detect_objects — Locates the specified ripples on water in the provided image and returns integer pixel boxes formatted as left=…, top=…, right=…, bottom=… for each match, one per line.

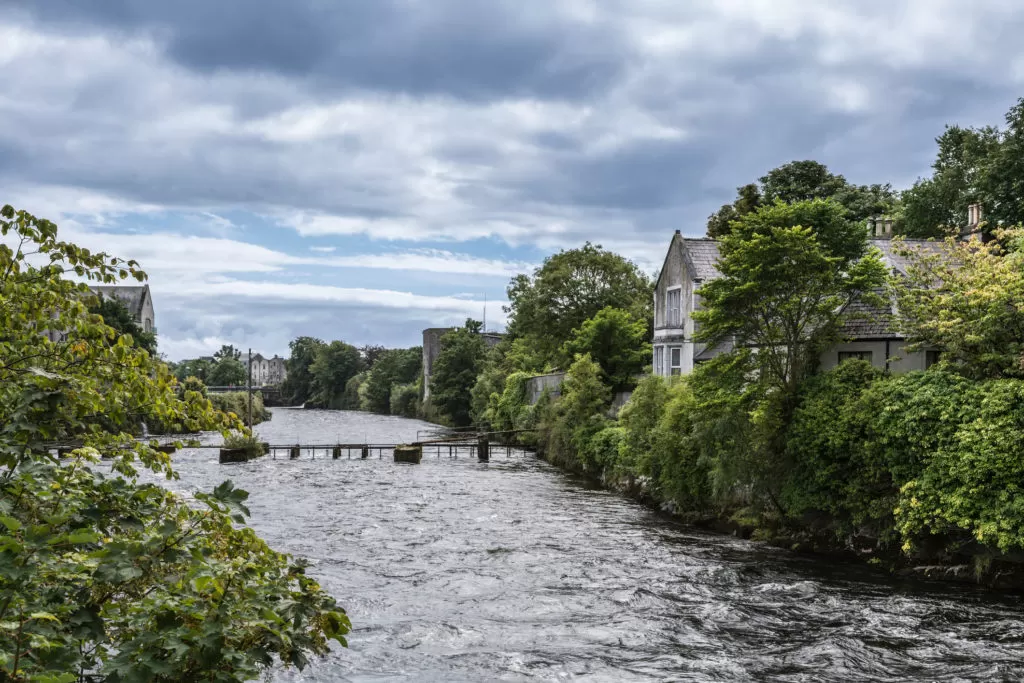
left=151, top=409, right=1024, bottom=682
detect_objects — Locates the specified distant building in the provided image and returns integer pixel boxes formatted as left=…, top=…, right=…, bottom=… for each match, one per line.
left=422, top=327, right=503, bottom=401
left=245, top=352, right=287, bottom=387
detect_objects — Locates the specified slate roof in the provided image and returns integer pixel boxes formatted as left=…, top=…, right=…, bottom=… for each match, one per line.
left=90, top=285, right=150, bottom=320
left=681, top=238, right=721, bottom=281
left=869, top=238, right=947, bottom=277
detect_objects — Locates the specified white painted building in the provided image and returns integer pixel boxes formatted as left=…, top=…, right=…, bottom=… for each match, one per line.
left=652, top=227, right=946, bottom=378
left=246, top=352, right=287, bottom=387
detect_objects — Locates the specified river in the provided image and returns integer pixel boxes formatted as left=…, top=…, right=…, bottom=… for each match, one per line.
left=159, top=408, right=1024, bottom=682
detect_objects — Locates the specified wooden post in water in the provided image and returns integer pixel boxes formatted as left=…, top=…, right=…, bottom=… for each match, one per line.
left=361, top=445, right=369, bottom=459
left=289, top=445, right=300, bottom=459
left=477, top=435, right=490, bottom=462
left=333, top=446, right=341, bottom=459
left=246, top=347, right=253, bottom=428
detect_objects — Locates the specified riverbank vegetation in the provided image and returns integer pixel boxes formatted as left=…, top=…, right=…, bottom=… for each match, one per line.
left=0, top=205, right=348, bottom=681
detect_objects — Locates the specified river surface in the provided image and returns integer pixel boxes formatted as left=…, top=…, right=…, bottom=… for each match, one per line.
left=158, top=409, right=1024, bottom=682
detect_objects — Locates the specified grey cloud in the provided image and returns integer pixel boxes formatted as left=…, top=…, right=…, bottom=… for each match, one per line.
left=5, top=0, right=627, bottom=101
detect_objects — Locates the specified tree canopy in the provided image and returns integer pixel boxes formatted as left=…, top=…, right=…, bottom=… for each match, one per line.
left=207, top=356, right=247, bottom=387
left=504, top=242, right=652, bottom=365
left=707, top=160, right=897, bottom=238
left=561, top=307, right=651, bottom=391
left=429, top=321, right=487, bottom=427
left=310, top=341, right=364, bottom=408
left=0, top=204, right=348, bottom=681
left=695, top=200, right=888, bottom=393
left=282, top=336, right=325, bottom=406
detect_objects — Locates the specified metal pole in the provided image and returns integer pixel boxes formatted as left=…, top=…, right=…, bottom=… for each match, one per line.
left=247, top=347, right=253, bottom=428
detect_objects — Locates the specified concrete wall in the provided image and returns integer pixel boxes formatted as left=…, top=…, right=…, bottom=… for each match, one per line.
left=422, top=328, right=505, bottom=401
left=526, top=372, right=566, bottom=405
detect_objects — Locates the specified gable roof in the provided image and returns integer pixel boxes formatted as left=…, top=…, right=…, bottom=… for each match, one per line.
left=91, top=284, right=151, bottom=320
left=681, top=238, right=721, bottom=281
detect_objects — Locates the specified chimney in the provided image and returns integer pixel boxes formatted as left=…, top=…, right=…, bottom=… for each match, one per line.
left=881, top=217, right=893, bottom=238
left=965, top=203, right=984, bottom=241
left=674, top=229, right=681, bottom=235
left=867, top=216, right=877, bottom=237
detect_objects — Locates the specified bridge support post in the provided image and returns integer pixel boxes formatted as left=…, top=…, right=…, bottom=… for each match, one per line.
left=361, top=445, right=369, bottom=459
left=289, top=445, right=300, bottom=460
left=394, top=444, right=422, bottom=464
left=477, top=435, right=489, bottom=462
left=333, top=446, right=341, bottom=459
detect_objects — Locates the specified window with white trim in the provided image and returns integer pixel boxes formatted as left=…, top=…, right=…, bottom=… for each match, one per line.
left=654, top=346, right=665, bottom=376
left=670, top=346, right=682, bottom=376
left=667, top=288, right=681, bottom=327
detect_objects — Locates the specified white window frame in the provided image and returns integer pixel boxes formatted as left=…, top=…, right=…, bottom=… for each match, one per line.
left=666, top=286, right=682, bottom=328
left=654, top=345, right=665, bottom=377
left=670, top=346, right=682, bottom=376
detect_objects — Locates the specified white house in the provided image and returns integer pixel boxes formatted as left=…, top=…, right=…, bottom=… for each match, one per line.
left=245, top=352, right=287, bottom=387
left=91, top=284, right=155, bottom=334
left=652, top=225, right=947, bottom=378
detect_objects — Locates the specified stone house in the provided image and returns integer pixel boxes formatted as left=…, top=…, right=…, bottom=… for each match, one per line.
left=245, top=352, right=287, bottom=387
left=46, top=284, right=156, bottom=343
left=652, top=222, right=947, bottom=378
left=91, top=284, right=156, bottom=334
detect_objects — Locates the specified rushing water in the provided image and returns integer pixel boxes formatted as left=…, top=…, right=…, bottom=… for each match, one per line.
left=157, top=408, right=1024, bottom=682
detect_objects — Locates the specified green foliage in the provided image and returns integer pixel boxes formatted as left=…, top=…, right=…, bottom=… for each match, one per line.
left=361, top=347, right=421, bottom=415
left=896, top=380, right=1024, bottom=553
left=561, top=307, right=650, bottom=391
left=179, top=375, right=208, bottom=398
left=309, top=340, right=364, bottom=409
left=616, top=374, right=669, bottom=475
left=389, top=382, right=420, bottom=419
left=173, top=358, right=213, bottom=383
left=281, top=337, right=326, bottom=406
left=504, top=243, right=652, bottom=365
left=341, top=372, right=367, bottom=411
left=541, top=354, right=611, bottom=471
left=429, top=322, right=487, bottom=427
left=708, top=161, right=898, bottom=237
left=0, top=204, right=347, bottom=681
left=213, top=344, right=243, bottom=361
left=89, top=294, right=158, bottom=356
left=893, top=232, right=1024, bottom=379
left=209, top=391, right=271, bottom=427
left=207, top=357, right=247, bottom=387
left=223, top=431, right=267, bottom=458
left=696, top=200, right=888, bottom=393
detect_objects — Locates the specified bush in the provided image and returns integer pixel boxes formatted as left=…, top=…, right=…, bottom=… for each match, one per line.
left=389, top=382, right=420, bottom=418
left=209, top=391, right=271, bottom=427
left=223, top=431, right=266, bottom=459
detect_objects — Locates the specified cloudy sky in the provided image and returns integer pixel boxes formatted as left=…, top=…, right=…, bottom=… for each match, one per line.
left=3, top=1, right=1023, bottom=360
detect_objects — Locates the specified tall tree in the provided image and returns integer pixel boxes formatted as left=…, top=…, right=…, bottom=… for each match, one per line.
left=310, top=340, right=364, bottom=408
left=213, top=344, right=242, bottom=361
left=695, top=200, right=888, bottom=394
left=707, top=161, right=898, bottom=237
left=207, top=356, right=247, bottom=386
left=430, top=321, right=487, bottom=426
left=0, top=205, right=348, bottom=680
left=282, top=336, right=325, bottom=405
left=359, top=344, right=387, bottom=369
left=361, top=347, right=422, bottom=414
left=561, top=307, right=651, bottom=391
left=900, top=125, right=1001, bottom=238
left=504, top=243, right=652, bottom=365
left=89, top=294, right=158, bottom=356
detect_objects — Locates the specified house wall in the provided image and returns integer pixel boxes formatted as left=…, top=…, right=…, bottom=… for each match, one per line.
left=140, top=293, right=155, bottom=333
left=819, top=340, right=930, bottom=373
left=653, top=236, right=698, bottom=377
left=526, top=372, right=565, bottom=405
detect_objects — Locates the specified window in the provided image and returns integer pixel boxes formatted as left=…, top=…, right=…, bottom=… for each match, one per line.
left=144, top=318, right=152, bottom=333
left=654, top=346, right=664, bottom=376
left=670, top=347, right=682, bottom=376
left=667, top=288, right=681, bottom=327
left=926, top=350, right=941, bottom=369
left=838, top=351, right=873, bottom=364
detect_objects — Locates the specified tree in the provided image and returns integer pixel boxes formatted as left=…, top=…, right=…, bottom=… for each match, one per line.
left=900, top=125, right=1001, bottom=238
left=695, top=200, right=888, bottom=395
left=361, top=348, right=422, bottom=415
left=987, top=98, right=1024, bottom=229
left=213, top=344, right=242, bottom=361
left=207, top=356, right=247, bottom=386
left=707, top=161, right=898, bottom=237
left=429, top=321, right=487, bottom=426
left=0, top=205, right=348, bottom=681
left=310, top=340, right=364, bottom=408
left=173, top=357, right=213, bottom=383
left=504, top=243, right=652, bottom=364
left=892, top=231, right=1024, bottom=379
left=561, top=307, right=651, bottom=391
left=281, top=336, right=325, bottom=405
left=359, top=344, right=387, bottom=369
left=89, top=294, right=158, bottom=356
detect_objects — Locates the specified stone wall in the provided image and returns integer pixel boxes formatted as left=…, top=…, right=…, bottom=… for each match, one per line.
left=525, top=372, right=566, bottom=405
